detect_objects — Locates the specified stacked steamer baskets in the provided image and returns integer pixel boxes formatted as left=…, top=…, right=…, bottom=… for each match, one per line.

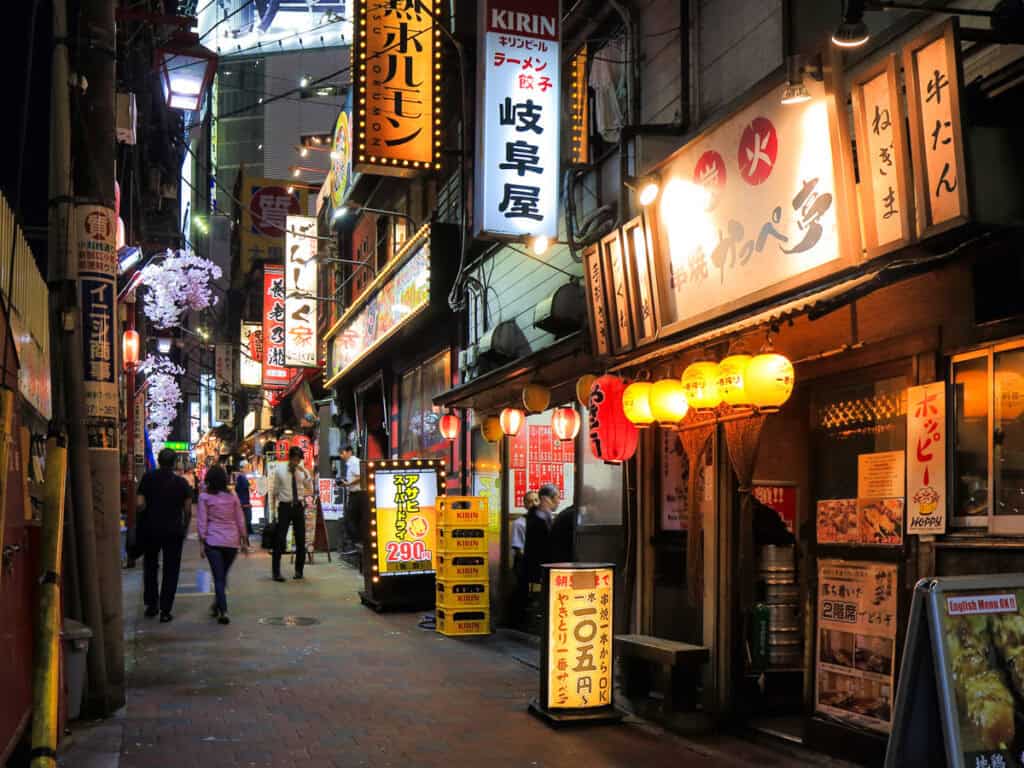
left=435, top=497, right=491, bottom=637
left=759, top=544, right=802, bottom=668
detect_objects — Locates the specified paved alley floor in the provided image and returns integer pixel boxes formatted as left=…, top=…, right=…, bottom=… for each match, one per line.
left=95, top=540, right=855, bottom=768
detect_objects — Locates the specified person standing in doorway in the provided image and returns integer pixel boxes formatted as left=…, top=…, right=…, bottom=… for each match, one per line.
left=136, top=448, right=193, bottom=622
left=271, top=446, right=313, bottom=581
left=512, top=490, right=539, bottom=628
left=235, top=460, right=253, bottom=535
left=198, top=465, right=249, bottom=624
left=339, top=444, right=365, bottom=556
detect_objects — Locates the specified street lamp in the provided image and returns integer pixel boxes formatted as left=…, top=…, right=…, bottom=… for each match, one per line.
left=156, top=30, right=217, bottom=112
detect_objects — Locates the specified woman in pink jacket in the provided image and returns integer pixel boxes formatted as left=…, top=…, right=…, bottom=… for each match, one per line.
left=197, top=465, right=249, bottom=624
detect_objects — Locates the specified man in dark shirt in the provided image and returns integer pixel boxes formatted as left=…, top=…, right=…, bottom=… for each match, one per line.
left=136, top=448, right=192, bottom=622
left=235, top=461, right=253, bottom=534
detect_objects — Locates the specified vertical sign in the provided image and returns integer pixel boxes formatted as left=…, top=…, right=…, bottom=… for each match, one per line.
left=239, top=321, right=263, bottom=387
left=545, top=565, right=614, bottom=710
left=904, top=20, right=969, bottom=238
left=214, top=343, right=234, bottom=424
left=475, top=0, right=561, bottom=239
left=77, top=205, right=119, bottom=449
left=569, top=44, right=588, bottom=164
left=262, top=265, right=289, bottom=388
left=284, top=215, right=318, bottom=367
left=353, top=0, right=440, bottom=175
left=851, top=55, right=913, bottom=258
left=581, top=244, right=610, bottom=356
left=816, top=560, right=898, bottom=733
left=602, top=230, right=632, bottom=354
left=907, top=381, right=946, bottom=535
left=622, top=216, right=657, bottom=344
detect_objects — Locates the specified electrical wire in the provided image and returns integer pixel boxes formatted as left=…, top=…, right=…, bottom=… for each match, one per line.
left=198, top=0, right=256, bottom=42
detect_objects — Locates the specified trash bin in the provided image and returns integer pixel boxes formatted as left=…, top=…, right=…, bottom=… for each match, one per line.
left=61, top=619, right=93, bottom=721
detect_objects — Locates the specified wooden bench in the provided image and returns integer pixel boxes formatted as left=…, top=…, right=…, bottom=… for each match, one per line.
left=615, top=634, right=710, bottom=713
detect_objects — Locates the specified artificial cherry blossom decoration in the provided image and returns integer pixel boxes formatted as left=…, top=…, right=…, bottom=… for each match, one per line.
left=139, top=249, right=223, bottom=329
left=138, top=354, right=185, bottom=447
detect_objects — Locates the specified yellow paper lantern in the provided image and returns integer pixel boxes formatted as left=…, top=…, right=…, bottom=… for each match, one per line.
left=717, top=354, right=752, bottom=407
left=481, top=416, right=503, bottom=443
left=523, top=383, right=551, bottom=413
left=500, top=407, right=525, bottom=436
left=745, top=353, right=795, bottom=411
left=622, top=382, right=654, bottom=428
left=649, top=379, right=689, bottom=425
left=681, top=361, right=722, bottom=410
left=576, top=374, right=597, bottom=407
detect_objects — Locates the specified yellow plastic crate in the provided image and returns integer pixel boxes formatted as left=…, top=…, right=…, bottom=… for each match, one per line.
left=436, top=553, right=489, bottom=581
left=436, top=579, right=489, bottom=610
left=437, top=496, right=489, bottom=527
left=436, top=608, right=490, bottom=637
left=437, top=525, right=488, bottom=554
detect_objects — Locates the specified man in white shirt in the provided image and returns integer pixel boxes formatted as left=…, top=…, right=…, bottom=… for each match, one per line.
left=271, top=446, right=313, bottom=581
left=339, top=444, right=366, bottom=555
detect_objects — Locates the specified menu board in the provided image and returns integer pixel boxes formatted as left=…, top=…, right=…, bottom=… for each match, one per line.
left=816, top=560, right=898, bottom=733
left=509, top=417, right=576, bottom=510
left=817, top=498, right=903, bottom=546
left=858, top=451, right=905, bottom=498
left=886, top=576, right=1024, bottom=768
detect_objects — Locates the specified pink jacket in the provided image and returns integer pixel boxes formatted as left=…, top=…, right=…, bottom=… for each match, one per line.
left=197, top=491, right=247, bottom=549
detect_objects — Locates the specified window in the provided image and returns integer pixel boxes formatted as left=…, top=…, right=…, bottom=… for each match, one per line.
left=399, top=351, right=450, bottom=459
left=952, top=340, right=1024, bottom=533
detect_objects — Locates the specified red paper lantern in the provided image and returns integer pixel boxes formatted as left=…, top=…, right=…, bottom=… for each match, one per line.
left=439, top=413, right=460, bottom=441
left=122, top=329, right=140, bottom=368
left=551, top=406, right=580, bottom=442
left=499, top=407, right=525, bottom=437
left=588, top=375, right=638, bottom=464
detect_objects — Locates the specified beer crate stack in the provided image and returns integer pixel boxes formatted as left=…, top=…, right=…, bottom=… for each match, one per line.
left=435, top=496, right=491, bottom=637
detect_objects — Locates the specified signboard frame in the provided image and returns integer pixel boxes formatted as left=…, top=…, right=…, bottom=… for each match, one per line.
left=621, top=214, right=659, bottom=347
left=580, top=242, right=611, bottom=357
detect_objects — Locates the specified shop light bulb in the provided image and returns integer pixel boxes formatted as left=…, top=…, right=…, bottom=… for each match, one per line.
left=639, top=181, right=660, bottom=206
left=531, top=235, right=550, bottom=256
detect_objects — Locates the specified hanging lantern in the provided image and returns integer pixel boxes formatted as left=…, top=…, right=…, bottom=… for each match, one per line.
left=439, top=412, right=460, bottom=441
left=649, top=379, right=689, bottom=425
left=576, top=374, right=596, bottom=407
left=522, top=383, right=551, bottom=413
left=745, top=352, right=795, bottom=411
left=551, top=406, right=581, bottom=442
left=122, top=329, right=140, bottom=368
left=481, top=416, right=503, bottom=443
left=500, top=407, right=525, bottom=437
left=156, top=30, right=218, bottom=112
left=588, top=375, right=639, bottom=464
left=622, top=382, right=655, bottom=428
left=682, top=361, right=722, bottom=410
left=717, top=354, right=752, bottom=407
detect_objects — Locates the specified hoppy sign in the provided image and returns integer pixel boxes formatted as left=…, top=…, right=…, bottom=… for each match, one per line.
left=907, top=382, right=946, bottom=534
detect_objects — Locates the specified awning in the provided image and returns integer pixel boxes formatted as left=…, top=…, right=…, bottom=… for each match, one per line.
left=434, top=332, right=596, bottom=412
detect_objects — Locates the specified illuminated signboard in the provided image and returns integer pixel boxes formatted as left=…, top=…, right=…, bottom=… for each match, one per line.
left=284, top=215, right=318, bottom=367
left=196, top=3, right=351, bottom=59
left=326, top=230, right=430, bottom=385
left=649, top=77, right=857, bottom=335
left=369, top=460, right=444, bottom=577
left=329, top=96, right=355, bottom=212
left=353, top=0, right=441, bottom=175
left=262, top=265, right=290, bottom=388
left=542, top=564, right=615, bottom=713
left=240, top=177, right=307, bottom=277
left=474, top=0, right=561, bottom=239
left=239, top=321, right=263, bottom=387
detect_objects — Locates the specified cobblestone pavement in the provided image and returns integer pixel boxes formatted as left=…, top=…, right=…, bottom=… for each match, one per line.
left=106, top=540, right=854, bottom=768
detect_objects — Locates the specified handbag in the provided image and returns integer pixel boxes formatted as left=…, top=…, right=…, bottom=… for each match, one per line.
left=261, top=520, right=278, bottom=550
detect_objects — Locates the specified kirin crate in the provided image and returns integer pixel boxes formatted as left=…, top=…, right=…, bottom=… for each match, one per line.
left=436, top=607, right=490, bottom=637
left=438, top=496, right=489, bottom=527
left=437, top=525, right=488, bottom=555
left=436, top=553, right=489, bottom=581
left=436, top=580, right=490, bottom=610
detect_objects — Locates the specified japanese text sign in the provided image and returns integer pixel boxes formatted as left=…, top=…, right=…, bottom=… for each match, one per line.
left=353, top=0, right=440, bottom=174
left=816, top=560, right=898, bottom=733
left=904, top=20, right=969, bottom=237
left=262, top=265, right=290, bottom=388
left=284, top=215, right=318, bottom=368
left=240, top=178, right=306, bottom=276
left=77, top=205, right=118, bottom=423
left=214, top=343, right=234, bottom=423
left=652, top=78, right=849, bottom=333
left=373, top=467, right=439, bottom=575
left=851, top=55, right=913, bottom=258
left=622, top=216, right=658, bottom=344
left=907, top=381, right=946, bottom=535
left=602, top=230, right=633, bottom=353
left=546, top=566, right=614, bottom=710
left=581, top=243, right=611, bottom=356
left=474, top=0, right=561, bottom=239
left=239, top=321, right=263, bottom=387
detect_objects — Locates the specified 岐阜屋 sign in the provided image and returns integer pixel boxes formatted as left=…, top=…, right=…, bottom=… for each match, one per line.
left=474, top=0, right=561, bottom=240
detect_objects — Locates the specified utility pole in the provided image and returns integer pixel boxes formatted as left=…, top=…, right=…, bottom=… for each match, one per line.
left=64, top=0, right=123, bottom=712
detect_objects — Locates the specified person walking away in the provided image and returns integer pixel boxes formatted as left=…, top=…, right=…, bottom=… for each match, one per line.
left=512, top=490, right=539, bottom=628
left=549, top=503, right=577, bottom=563
left=339, top=444, right=365, bottom=556
left=521, top=485, right=560, bottom=632
left=235, top=460, right=253, bottom=534
left=136, top=448, right=193, bottom=622
left=271, top=446, right=314, bottom=581
left=197, top=465, right=249, bottom=624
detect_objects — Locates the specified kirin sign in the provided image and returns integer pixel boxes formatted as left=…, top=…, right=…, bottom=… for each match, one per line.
left=474, top=0, right=561, bottom=240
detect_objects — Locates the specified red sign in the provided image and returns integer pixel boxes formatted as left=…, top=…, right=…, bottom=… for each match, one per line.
left=694, top=150, right=727, bottom=204
left=737, top=117, right=778, bottom=186
left=250, top=185, right=300, bottom=238
left=262, top=265, right=289, bottom=388
left=753, top=483, right=796, bottom=533
left=509, top=421, right=575, bottom=507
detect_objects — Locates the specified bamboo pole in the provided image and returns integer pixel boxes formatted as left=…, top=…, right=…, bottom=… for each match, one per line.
left=30, top=435, right=68, bottom=768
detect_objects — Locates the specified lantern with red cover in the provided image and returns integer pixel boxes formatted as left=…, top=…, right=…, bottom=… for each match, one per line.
left=551, top=406, right=580, bottom=442
left=588, top=375, right=638, bottom=464
left=439, top=412, right=460, bottom=441
left=122, top=329, right=140, bottom=368
left=500, top=407, right=525, bottom=437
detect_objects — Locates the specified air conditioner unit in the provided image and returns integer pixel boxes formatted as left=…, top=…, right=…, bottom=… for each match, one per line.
left=534, top=281, right=585, bottom=337
left=477, top=320, right=529, bottom=369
